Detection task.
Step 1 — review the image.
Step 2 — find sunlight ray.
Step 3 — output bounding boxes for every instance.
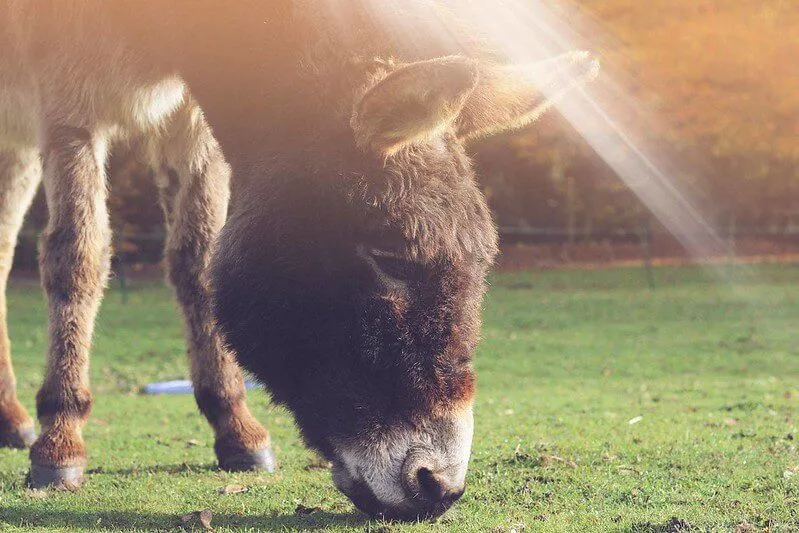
[319,0,730,261]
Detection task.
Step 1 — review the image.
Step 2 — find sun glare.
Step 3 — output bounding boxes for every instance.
[322,0,730,261]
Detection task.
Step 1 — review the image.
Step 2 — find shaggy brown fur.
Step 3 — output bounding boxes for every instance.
[0,1,272,487]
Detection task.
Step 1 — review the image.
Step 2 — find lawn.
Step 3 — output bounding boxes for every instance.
[1,264,797,532]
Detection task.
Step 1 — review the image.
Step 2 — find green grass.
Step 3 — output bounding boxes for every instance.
[1,264,798,532]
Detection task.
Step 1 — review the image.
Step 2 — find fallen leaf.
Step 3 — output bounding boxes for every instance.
[199,510,213,530]
[181,509,213,531]
[217,484,248,495]
[24,489,48,500]
[618,466,640,476]
[628,416,643,425]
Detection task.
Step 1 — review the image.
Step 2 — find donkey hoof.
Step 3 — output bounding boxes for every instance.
[218,446,278,473]
[27,464,85,490]
[0,425,37,449]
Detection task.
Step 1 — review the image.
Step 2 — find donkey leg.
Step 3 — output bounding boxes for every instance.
[28,126,111,488]
[153,99,275,472]
[0,148,41,449]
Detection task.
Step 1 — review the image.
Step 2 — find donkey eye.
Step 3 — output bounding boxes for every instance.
[370,252,424,281]
[360,246,425,282]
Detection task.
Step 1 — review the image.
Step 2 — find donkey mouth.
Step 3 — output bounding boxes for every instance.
[341,480,453,521]
[331,461,455,521]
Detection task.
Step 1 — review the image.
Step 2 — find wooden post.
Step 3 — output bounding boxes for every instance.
[118,258,129,305]
[641,216,655,289]
[566,175,576,246]
[113,234,129,305]
[726,214,737,280]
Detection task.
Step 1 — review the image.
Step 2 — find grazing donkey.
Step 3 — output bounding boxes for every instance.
[0,1,598,520]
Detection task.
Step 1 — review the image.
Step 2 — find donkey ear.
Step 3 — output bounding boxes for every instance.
[455,51,600,142]
[352,56,480,156]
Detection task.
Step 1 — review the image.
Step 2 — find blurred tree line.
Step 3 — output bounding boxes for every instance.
[478,0,799,234]
[16,0,799,266]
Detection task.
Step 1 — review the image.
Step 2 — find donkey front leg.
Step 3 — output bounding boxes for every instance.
[28,126,111,488]
[0,148,41,449]
[154,99,275,472]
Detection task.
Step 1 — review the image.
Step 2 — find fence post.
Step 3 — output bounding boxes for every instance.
[113,236,129,305]
[118,258,129,304]
[641,216,655,289]
[566,175,576,246]
[726,214,737,279]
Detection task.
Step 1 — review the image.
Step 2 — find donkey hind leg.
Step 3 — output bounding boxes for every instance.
[28,126,112,488]
[0,148,41,449]
[151,97,275,472]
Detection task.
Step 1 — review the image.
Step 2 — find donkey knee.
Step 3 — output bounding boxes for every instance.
[164,241,208,306]
[39,126,112,303]
[39,226,111,304]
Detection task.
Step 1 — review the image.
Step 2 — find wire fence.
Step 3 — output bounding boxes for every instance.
[16,223,799,265]
[13,223,799,295]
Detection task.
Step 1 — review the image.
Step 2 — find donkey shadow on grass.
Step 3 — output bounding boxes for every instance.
[0,507,365,531]
[2,463,367,531]
[85,462,220,476]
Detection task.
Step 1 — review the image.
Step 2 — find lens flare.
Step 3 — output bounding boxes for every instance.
[453,0,728,260]
[316,0,729,261]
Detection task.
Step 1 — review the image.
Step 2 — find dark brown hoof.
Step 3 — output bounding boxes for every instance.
[27,464,85,490]
[0,424,36,449]
[218,446,278,472]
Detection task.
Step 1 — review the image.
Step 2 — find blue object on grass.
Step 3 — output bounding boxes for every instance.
[144,379,260,395]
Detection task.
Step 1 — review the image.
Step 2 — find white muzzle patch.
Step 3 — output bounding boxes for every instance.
[330,407,474,515]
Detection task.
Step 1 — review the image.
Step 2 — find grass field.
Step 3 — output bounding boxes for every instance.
[1,264,798,532]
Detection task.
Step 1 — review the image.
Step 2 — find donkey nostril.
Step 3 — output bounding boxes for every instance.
[417,467,463,505]
[447,486,465,505]
[417,467,446,501]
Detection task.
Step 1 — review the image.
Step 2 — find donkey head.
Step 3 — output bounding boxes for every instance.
[211,51,598,520]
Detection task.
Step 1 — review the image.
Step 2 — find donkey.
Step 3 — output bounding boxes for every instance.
[0,1,598,520]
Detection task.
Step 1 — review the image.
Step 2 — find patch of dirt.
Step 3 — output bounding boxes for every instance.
[304,458,332,471]
[24,489,48,500]
[295,504,323,515]
[632,517,692,532]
